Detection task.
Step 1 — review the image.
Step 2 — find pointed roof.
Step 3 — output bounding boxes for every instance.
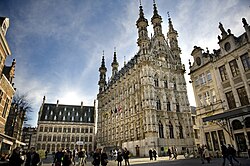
[151,0,162,23]
[136,3,148,27]
[111,50,118,67]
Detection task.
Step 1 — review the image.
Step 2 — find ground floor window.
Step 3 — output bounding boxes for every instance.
[235,133,247,152]
[205,132,212,151]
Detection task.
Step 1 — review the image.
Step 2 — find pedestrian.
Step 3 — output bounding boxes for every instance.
[100,149,108,166]
[228,144,240,165]
[123,148,130,166]
[172,147,177,160]
[198,145,205,164]
[25,147,40,166]
[149,149,153,160]
[221,144,233,166]
[202,146,211,163]
[167,148,172,160]
[152,149,157,160]
[92,148,101,166]
[9,147,24,166]
[78,148,87,166]
[62,150,72,166]
[116,149,123,166]
[54,148,64,166]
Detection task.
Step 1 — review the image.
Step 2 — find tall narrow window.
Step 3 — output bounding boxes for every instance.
[219,65,228,81]
[205,132,212,151]
[0,90,3,103]
[38,135,42,141]
[229,59,239,77]
[164,80,168,88]
[158,121,164,138]
[237,87,249,106]
[241,53,250,71]
[154,78,159,87]
[179,124,184,139]
[169,123,174,138]
[207,71,212,81]
[200,73,206,84]
[225,91,236,109]
[204,91,210,105]
[176,103,180,112]
[156,99,161,110]
[167,101,171,111]
[2,98,9,118]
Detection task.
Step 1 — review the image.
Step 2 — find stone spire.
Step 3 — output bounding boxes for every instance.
[136,1,150,52]
[218,22,228,39]
[242,18,250,42]
[98,51,107,92]
[151,0,163,36]
[167,13,180,52]
[111,47,119,77]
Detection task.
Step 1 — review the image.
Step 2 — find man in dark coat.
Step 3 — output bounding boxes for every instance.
[152,149,157,160]
[149,149,153,160]
[25,147,40,166]
[123,148,130,166]
[9,147,24,166]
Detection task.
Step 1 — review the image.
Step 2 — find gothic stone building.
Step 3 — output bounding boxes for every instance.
[189,18,250,156]
[36,97,96,153]
[97,3,194,157]
[0,17,16,151]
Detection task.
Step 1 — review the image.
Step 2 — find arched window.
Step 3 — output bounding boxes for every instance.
[57,135,61,142]
[158,121,164,138]
[47,144,50,152]
[156,98,161,110]
[164,80,168,88]
[176,103,180,112]
[38,134,42,141]
[245,117,250,128]
[52,144,55,152]
[37,143,41,150]
[167,101,171,111]
[43,135,47,142]
[179,124,184,139]
[232,120,243,130]
[42,144,46,150]
[169,122,174,138]
[89,144,92,152]
[154,75,159,87]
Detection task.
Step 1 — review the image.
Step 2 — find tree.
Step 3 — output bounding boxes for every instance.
[11,91,33,126]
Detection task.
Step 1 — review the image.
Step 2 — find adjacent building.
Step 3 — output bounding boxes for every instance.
[97,2,194,156]
[0,17,16,151]
[189,18,250,156]
[22,127,37,151]
[36,97,96,153]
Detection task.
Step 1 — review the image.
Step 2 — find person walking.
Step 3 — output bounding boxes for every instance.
[198,145,205,164]
[152,149,157,160]
[221,144,233,166]
[100,149,108,166]
[78,149,87,166]
[54,148,64,166]
[228,144,240,165]
[202,146,211,163]
[62,150,72,166]
[116,150,123,166]
[167,148,172,160]
[92,148,101,166]
[149,149,153,160]
[123,148,130,166]
[9,147,24,166]
[25,147,40,166]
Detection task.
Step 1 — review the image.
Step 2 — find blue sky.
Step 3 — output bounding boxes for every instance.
[0,0,249,126]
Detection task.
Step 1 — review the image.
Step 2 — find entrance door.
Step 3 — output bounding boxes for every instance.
[235,133,247,152]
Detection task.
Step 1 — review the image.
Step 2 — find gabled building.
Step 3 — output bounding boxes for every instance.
[189,18,250,157]
[0,17,16,151]
[36,97,96,153]
[97,2,194,157]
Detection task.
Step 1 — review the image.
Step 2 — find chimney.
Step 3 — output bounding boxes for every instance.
[56,100,59,107]
[81,101,83,109]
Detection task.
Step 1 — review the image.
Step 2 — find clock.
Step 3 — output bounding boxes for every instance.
[224,42,231,51]
[196,57,201,66]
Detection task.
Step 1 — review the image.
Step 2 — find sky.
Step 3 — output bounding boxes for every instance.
[0,0,249,126]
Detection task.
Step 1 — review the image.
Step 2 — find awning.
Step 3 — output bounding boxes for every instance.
[15,140,26,146]
[203,105,250,122]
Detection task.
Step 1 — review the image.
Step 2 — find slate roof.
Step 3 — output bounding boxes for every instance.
[40,103,95,123]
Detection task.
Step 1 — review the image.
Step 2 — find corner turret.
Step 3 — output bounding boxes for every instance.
[98,52,107,92]
[151,0,163,37]
[111,48,119,77]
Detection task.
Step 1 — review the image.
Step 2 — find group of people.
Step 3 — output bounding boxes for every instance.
[148,149,157,160]
[198,144,241,165]
[53,148,87,166]
[92,147,130,166]
[1,147,40,166]
[167,147,178,160]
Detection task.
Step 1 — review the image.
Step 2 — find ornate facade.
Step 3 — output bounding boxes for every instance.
[36,97,96,153]
[189,18,250,156]
[0,17,16,151]
[97,2,194,157]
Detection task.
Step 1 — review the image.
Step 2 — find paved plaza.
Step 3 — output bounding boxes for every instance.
[42,155,250,166]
